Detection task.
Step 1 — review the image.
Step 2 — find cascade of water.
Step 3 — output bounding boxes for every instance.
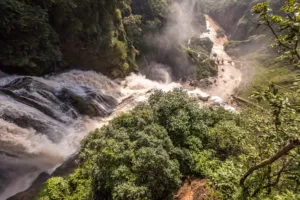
[0,70,119,199]
[200,15,242,100]
[0,16,241,200]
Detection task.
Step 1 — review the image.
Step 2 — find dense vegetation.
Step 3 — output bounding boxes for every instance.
[36,1,300,199]
[1,0,299,199]
[0,0,217,79]
[38,86,299,199]
[185,37,217,79]
[0,0,142,76]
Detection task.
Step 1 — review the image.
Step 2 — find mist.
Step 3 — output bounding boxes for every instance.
[143,0,204,81]
[159,0,198,47]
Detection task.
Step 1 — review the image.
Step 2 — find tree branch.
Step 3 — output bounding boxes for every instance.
[294,39,300,60]
[251,158,287,197]
[240,139,300,186]
[266,20,291,50]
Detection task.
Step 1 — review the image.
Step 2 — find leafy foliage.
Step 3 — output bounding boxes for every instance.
[35,1,300,199]
[0,0,142,76]
[252,0,300,67]
[182,37,217,79]
[38,86,300,200]
[38,90,245,200]
[0,0,62,75]
[239,83,300,199]
[38,168,92,200]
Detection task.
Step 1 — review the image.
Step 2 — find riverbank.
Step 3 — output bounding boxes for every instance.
[4,14,243,200]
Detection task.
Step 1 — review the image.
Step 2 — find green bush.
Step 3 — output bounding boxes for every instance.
[115,9,122,24]
[0,0,141,76]
[37,89,300,200]
[80,107,182,200]
[0,0,62,75]
[38,168,92,200]
[38,90,249,200]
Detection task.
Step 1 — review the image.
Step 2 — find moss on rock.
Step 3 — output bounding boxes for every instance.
[0,0,63,75]
[0,0,141,77]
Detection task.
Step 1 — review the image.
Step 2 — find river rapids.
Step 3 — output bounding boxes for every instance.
[0,16,241,200]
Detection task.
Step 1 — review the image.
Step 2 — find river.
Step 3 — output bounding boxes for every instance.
[201,15,242,101]
[0,16,241,200]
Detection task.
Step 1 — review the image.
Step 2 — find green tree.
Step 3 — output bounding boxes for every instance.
[38,88,300,200]
[252,0,300,66]
[239,84,300,198]
[79,105,182,200]
[38,90,244,200]
[0,0,62,75]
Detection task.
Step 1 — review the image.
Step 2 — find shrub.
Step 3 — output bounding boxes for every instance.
[37,90,255,200]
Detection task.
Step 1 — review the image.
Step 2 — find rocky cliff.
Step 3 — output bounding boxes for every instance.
[0,0,141,77]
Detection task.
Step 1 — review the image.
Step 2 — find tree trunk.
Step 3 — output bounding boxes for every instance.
[240,139,300,186]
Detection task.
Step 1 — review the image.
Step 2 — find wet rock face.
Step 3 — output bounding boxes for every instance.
[1,76,117,120]
[208,3,249,40]
[0,77,118,143]
[0,75,118,153]
[205,0,282,41]
[58,87,118,117]
[0,73,118,199]
[8,154,79,200]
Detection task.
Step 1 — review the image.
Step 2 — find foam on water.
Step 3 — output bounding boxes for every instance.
[0,15,241,199]
[0,71,119,199]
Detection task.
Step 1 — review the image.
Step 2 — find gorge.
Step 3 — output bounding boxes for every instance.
[1,13,239,198]
[0,0,299,199]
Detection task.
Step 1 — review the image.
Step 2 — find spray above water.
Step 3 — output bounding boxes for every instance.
[0,69,238,200]
[0,3,241,199]
[143,0,202,79]
[159,0,198,47]
[0,70,119,199]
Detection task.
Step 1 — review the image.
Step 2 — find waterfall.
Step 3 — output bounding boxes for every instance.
[0,15,241,200]
[0,69,186,199]
[0,70,119,199]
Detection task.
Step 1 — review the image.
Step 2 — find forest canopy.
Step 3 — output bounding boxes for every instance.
[38,85,300,200]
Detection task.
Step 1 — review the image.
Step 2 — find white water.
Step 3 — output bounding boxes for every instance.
[0,71,116,200]
[201,15,242,101]
[0,16,241,199]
